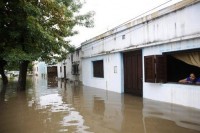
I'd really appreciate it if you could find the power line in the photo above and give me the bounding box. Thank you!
[113,0,173,30]
[82,0,174,46]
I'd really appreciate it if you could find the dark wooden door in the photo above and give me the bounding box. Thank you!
[124,50,143,96]
[47,66,58,87]
[47,66,58,78]
[64,66,66,79]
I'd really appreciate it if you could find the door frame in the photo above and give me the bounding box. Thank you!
[123,49,143,96]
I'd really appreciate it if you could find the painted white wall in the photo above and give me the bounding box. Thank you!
[82,1,200,58]
[81,1,200,109]
[82,52,124,93]
[57,48,83,82]
[57,57,72,80]
[33,61,47,77]
[143,83,200,109]
[142,39,200,109]
[57,62,61,78]
[72,49,82,82]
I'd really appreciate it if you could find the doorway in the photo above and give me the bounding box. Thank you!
[123,50,143,96]
[64,66,66,79]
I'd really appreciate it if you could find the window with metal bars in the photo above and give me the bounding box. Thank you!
[72,64,79,75]
[93,60,104,78]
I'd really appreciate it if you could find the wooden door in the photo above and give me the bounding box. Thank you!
[47,66,58,78]
[64,66,66,79]
[124,50,143,96]
[47,66,58,87]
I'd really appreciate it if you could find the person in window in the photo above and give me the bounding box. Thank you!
[196,77,200,84]
[179,73,196,84]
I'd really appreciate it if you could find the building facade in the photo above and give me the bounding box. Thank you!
[33,61,47,77]
[57,47,82,82]
[81,0,200,109]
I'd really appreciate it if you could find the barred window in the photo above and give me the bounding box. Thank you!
[93,60,104,78]
[72,64,79,75]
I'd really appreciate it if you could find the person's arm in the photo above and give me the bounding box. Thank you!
[196,78,200,84]
[179,78,188,83]
[196,82,200,85]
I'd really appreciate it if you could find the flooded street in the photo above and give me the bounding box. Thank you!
[0,77,200,133]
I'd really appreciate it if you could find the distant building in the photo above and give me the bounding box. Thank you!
[57,47,82,83]
[33,61,47,77]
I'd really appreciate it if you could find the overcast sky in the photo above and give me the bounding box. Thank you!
[70,0,182,47]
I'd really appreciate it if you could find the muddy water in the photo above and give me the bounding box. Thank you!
[0,77,200,133]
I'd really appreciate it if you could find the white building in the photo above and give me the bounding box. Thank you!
[81,0,200,109]
[57,47,82,82]
[33,61,47,77]
[33,61,59,78]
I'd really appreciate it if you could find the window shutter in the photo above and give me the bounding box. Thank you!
[155,55,167,83]
[144,55,155,83]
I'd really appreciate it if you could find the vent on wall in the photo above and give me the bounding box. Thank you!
[122,35,125,40]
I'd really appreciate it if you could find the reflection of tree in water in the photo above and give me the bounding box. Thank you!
[0,79,90,133]
[0,90,45,133]
[0,86,6,102]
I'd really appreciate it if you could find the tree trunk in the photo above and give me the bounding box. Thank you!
[18,60,29,91]
[0,60,8,85]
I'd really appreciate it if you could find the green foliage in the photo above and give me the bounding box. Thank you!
[27,63,33,71]
[0,0,94,64]
[5,61,19,71]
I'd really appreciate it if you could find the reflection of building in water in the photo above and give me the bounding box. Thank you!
[93,97,105,115]
[33,76,48,91]
[143,99,200,132]
[31,79,200,133]
[37,93,90,132]
[121,96,145,133]
[47,77,58,88]
[78,86,124,133]
[67,85,200,133]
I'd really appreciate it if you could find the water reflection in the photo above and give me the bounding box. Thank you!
[93,97,105,115]
[47,77,58,88]
[0,77,200,133]
[143,99,200,132]
[0,86,6,102]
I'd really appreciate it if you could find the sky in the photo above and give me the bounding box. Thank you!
[70,0,182,47]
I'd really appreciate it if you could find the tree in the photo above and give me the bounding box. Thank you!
[0,0,94,90]
[0,59,8,85]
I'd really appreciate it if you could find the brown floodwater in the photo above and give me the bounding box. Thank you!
[0,76,200,133]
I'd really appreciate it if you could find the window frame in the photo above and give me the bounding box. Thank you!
[93,60,104,78]
[72,64,79,75]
